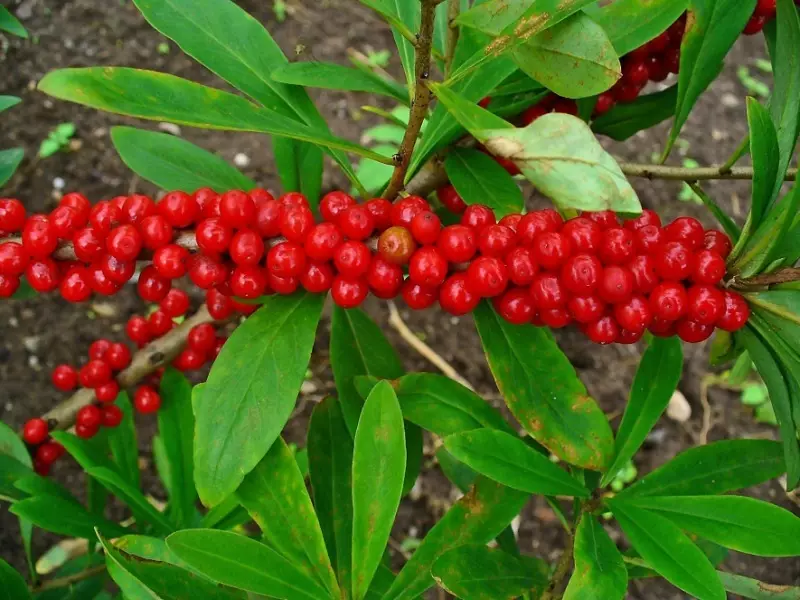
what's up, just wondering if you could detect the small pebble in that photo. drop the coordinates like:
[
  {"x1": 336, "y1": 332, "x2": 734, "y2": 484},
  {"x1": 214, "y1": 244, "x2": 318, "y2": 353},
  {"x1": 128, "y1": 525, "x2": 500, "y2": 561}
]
[
  {"x1": 234, "y1": 153, "x2": 250, "y2": 168},
  {"x1": 666, "y1": 390, "x2": 692, "y2": 423}
]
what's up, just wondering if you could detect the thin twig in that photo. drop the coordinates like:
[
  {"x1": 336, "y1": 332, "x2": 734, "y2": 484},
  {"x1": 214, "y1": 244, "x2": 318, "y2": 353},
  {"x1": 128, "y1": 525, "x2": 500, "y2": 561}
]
[
  {"x1": 31, "y1": 564, "x2": 106, "y2": 593},
  {"x1": 730, "y1": 267, "x2": 800, "y2": 289},
  {"x1": 720, "y1": 135, "x2": 750, "y2": 173},
  {"x1": 445, "y1": 0, "x2": 460, "y2": 75},
  {"x1": 620, "y1": 163, "x2": 797, "y2": 182},
  {"x1": 386, "y1": 301, "x2": 474, "y2": 391},
  {"x1": 383, "y1": 0, "x2": 443, "y2": 199},
  {"x1": 698, "y1": 377, "x2": 712, "y2": 446}
]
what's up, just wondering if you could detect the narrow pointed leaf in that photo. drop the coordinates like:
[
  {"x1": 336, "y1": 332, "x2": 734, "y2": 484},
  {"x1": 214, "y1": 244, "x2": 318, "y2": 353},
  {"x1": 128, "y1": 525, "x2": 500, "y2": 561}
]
[
  {"x1": 0, "y1": 421, "x2": 32, "y2": 468},
  {"x1": 108, "y1": 392, "x2": 140, "y2": 489},
  {"x1": 592, "y1": 84, "x2": 678, "y2": 141},
  {"x1": 609, "y1": 500, "x2": 725, "y2": 600},
  {"x1": 0, "y1": 148, "x2": 24, "y2": 187},
  {"x1": 603, "y1": 337, "x2": 683, "y2": 486},
  {"x1": 564, "y1": 515, "x2": 627, "y2": 600},
  {"x1": 444, "y1": 429, "x2": 590, "y2": 497},
  {"x1": 0, "y1": 6, "x2": 27, "y2": 38},
  {"x1": 272, "y1": 62, "x2": 408, "y2": 103},
  {"x1": 747, "y1": 98, "x2": 781, "y2": 227},
  {"x1": 236, "y1": 438, "x2": 339, "y2": 598},
  {"x1": 592, "y1": 0, "x2": 689, "y2": 56},
  {"x1": 473, "y1": 302, "x2": 614, "y2": 470},
  {"x1": 444, "y1": 148, "x2": 524, "y2": 217},
  {"x1": 195, "y1": 293, "x2": 324, "y2": 507},
  {"x1": 50, "y1": 431, "x2": 119, "y2": 474},
  {"x1": 0, "y1": 559, "x2": 30, "y2": 600},
  {"x1": 111, "y1": 127, "x2": 255, "y2": 193},
  {"x1": 360, "y1": 0, "x2": 418, "y2": 97},
  {"x1": 351, "y1": 381, "x2": 406, "y2": 600},
  {"x1": 10, "y1": 495, "x2": 128, "y2": 540},
  {"x1": 14, "y1": 473, "x2": 76, "y2": 502},
  {"x1": 0, "y1": 96, "x2": 21, "y2": 114}
]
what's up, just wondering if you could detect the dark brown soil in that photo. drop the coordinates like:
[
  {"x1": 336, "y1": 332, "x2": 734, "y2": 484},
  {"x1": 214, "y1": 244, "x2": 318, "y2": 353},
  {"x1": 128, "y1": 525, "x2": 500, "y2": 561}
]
[{"x1": 1, "y1": 1, "x2": 798, "y2": 598}]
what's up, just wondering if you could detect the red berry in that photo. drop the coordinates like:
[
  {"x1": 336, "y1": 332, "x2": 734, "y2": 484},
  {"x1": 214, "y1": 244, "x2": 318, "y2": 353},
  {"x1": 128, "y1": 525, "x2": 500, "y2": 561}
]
[
  {"x1": 331, "y1": 276, "x2": 368, "y2": 308},
  {"x1": 334, "y1": 241, "x2": 373, "y2": 279},
  {"x1": 754, "y1": 0, "x2": 777, "y2": 17},
  {"x1": 0, "y1": 198, "x2": 26, "y2": 232},
  {"x1": 650, "y1": 282, "x2": 688, "y2": 322},
  {"x1": 583, "y1": 210, "x2": 619, "y2": 230},
  {"x1": 52, "y1": 364, "x2": 78, "y2": 391},
  {"x1": 126, "y1": 316, "x2": 151, "y2": 346},
  {"x1": 89, "y1": 201, "x2": 121, "y2": 235},
  {"x1": 401, "y1": 280, "x2": 438, "y2": 310},
  {"x1": 101, "y1": 404, "x2": 124, "y2": 427},
  {"x1": 628, "y1": 254, "x2": 660, "y2": 294},
  {"x1": 365, "y1": 198, "x2": 393, "y2": 229},
  {"x1": 212, "y1": 336, "x2": 227, "y2": 359},
  {"x1": 281, "y1": 205, "x2": 315, "y2": 243},
  {"x1": 391, "y1": 196, "x2": 430, "y2": 228},
  {"x1": 585, "y1": 316, "x2": 620, "y2": 344},
  {"x1": 437, "y1": 225, "x2": 476, "y2": 263},
  {"x1": 518, "y1": 210, "x2": 563, "y2": 245},
  {"x1": 367, "y1": 257, "x2": 404, "y2": 299},
  {"x1": 77, "y1": 405, "x2": 103, "y2": 430},
  {"x1": 624, "y1": 209, "x2": 661, "y2": 231},
  {"x1": 0, "y1": 274, "x2": 19, "y2": 297},
  {"x1": 267, "y1": 242, "x2": 307, "y2": 278},
  {"x1": 26, "y1": 258, "x2": 61, "y2": 292},
  {"x1": 305, "y1": 223, "x2": 344, "y2": 262},
  {"x1": 229, "y1": 265, "x2": 267, "y2": 299},
  {"x1": 597, "y1": 265, "x2": 634, "y2": 304},
  {"x1": 147, "y1": 309, "x2": 174, "y2": 338},
  {"x1": 655, "y1": 241, "x2": 694, "y2": 280},
  {"x1": 703, "y1": 230, "x2": 732, "y2": 258},
  {"x1": 439, "y1": 273, "x2": 479, "y2": 316},
  {"x1": 229, "y1": 229, "x2": 265, "y2": 266},
  {"x1": 477, "y1": 224, "x2": 516, "y2": 258},
  {"x1": 743, "y1": 15, "x2": 766, "y2": 35},
  {"x1": 687, "y1": 284, "x2": 725, "y2": 325},
  {"x1": 0, "y1": 242, "x2": 27, "y2": 275},
  {"x1": 106, "y1": 225, "x2": 143, "y2": 262},
  {"x1": 254, "y1": 199, "x2": 282, "y2": 238},
  {"x1": 173, "y1": 348, "x2": 206, "y2": 371},
  {"x1": 553, "y1": 99, "x2": 578, "y2": 115},
  {"x1": 562, "y1": 254, "x2": 603, "y2": 296},
  {"x1": 717, "y1": 291, "x2": 750, "y2": 332},
  {"x1": 34, "y1": 460, "x2": 51, "y2": 476},
  {"x1": 677, "y1": 319, "x2": 715, "y2": 343},
  {"x1": 410, "y1": 211, "x2": 442, "y2": 246},
  {"x1": 540, "y1": 307, "x2": 572, "y2": 329},
  {"x1": 36, "y1": 441, "x2": 64, "y2": 464},
  {"x1": 493, "y1": 288, "x2": 534, "y2": 324},
  {"x1": 89, "y1": 339, "x2": 111, "y2": 361},
  {"x1": 23, "y1": 216, "x2": 59, "y2": 258},
  {"x1": 75, "y1": 422, "x2": 99, "y2": 439},
  {"x1": 530, "y1": 273, "x2": 567, "y2": 309},
  {"x1": 199, "y1": 189, "x2": 222, "y2": 218},
  {"x1": 649, "y1": 317, "x2": 678, "y2": 338},
  {"x1": 136, "y1": 265, "x2": 171, "y2": 303},
  {"x1": 206, "y1": 288, "x2": 234, "y2": 320},
  {"x1": 134, "y1": 386, "x2": 161, "y2": 414},
  {"x1": 87, "y1": 263, "x2": 120, "y2": 296},
  {"x1": 196, "y1": 218, "x2": 233, "y2": 254},
  {"x1": 278, "y1": 192, "x2": 310, "y2": 210},
  {"x1": 614, "y1": 295, "x2": 652, "y2": 333},
  {"x1": 504, "y1": 247, "x2": 539, "y2": 286},
  {"x1": 466, "y1": 256, "x2": 508, "y2": 298},
  {"x1": 408, "y1": 247, "x2": 448, "y2": 288},
  {"x1": 665, "y1": 216, "x2": 704, "y2": 250},
  {"x1": 79, "y1": 359, "x2": 112, "y2": 388},
  {"x1": 139, "y1": 215, "x2": 173, "y2": 250},
  {"x1": 49, "y1": 205, "x2": 81, "y2": 239},
  {"x1": 593, "y1": 92, "x2": 616, "y2": 116},
  {"x1": 562, "y1": 217, "x2": 602, "y2": 253},
  {"x1": 438, "y1": 185, "x2": 467, "y2": 214},
  {"x1": 153, "y1": 244, "x2": 190, "y2": 279},
  {"x1": 72, "y1": 227, "x2": 105, "y2": 263},
  {"x1": 692, "y1": 249, "x2": 726, "y2": 284},
  {"x1": 521, "y1": 104, "x2": 549, "y2": 125},
  {"x1": 320, "y1": 191, "x2": 356, "y2": 222},
  {"x1": 498, "y1": 214, "x2": 520, "y2": 230},
  {"x1": 160, "y1": 289, "x2": 190, "y2": 318},
  {"x1": 568, "y1": 295, "x2": 606, "y2": 324},
  {"x1": 532, "y1": 231, "x2": 573, "y2": 270},
  {"x1": 23, "y1": 418, "x2": 49, "y2": 445},
  {"x1": 220, "y1": 190, "x2": 256, "y2": 229},
  {"x1": 100, "y1": 254, "x2": 135, "y2": 285},
  {"x1": 378, "y1": 226, "x2": 417, "y2": 265},
  {"x1": 647, "y1": 55, "x2": 670, "y2": 82},
  {"x1": 461, "y1": 204, "x2": 496, "y2": 231},
  {"x1": 158, "y1": 191, "x2": 199, "y2": 228},
  {"x1": 268, "y1": 273, "x2": 299, "y2": 295},
  {"x1": 634, "y1": 225, "x2": 664, "y2": 255},
  {"x1": 339, "y1": 205, "x2": 375, "y2": 241},
  {"x1": 646, "y1": 31, "x2": 671, "y2": 54},
  {"x1": 59, "y1": 193, "x2": 90, "y2": 223},
  {"x1": 628, "y1": 44, "x2": 650, "y2": 61},
  {"x1": 664, "y1": 47, "x2": 681, "y2": 74},
  {"x1": 301, "y1": 261, "x2": 334, "y2": 293},
  {"x1": 599, "y1": 228, "x2": 636, "y2": 265},
  {"x1": 121, "y1": 194, "x2": 156, "y2": 225},
  {"x1": 60, "y1": 267, "x2": 92, "y2": 303},
  {"x1": 622, "y1": 59, "x2": 650, "y2": 86},
  {"x1": 613, "y1": 82, "x2": 644, "y2": 103},
  {"x1": 618, "y1": 328, "x2": 645, "y2": 345},
  {"x1": 106, "y1": 343, "x2": 131, "y2": 371}
]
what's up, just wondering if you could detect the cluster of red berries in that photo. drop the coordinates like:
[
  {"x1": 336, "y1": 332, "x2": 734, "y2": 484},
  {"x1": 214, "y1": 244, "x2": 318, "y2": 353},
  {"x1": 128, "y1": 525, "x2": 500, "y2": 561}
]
[{"x1": 435, "y1": 186, "x2": 749, "y2": 344}]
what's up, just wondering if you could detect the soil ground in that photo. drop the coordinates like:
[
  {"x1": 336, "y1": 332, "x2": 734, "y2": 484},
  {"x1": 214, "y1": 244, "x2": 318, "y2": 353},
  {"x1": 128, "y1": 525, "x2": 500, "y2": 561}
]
[{"x1": 1, "y1": 1, "x2": 798, "y2": 598}]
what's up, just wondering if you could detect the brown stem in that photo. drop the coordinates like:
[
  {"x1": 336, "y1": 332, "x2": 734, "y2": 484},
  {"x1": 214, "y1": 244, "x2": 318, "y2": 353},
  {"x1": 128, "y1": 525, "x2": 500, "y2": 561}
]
[
  {"x1": 620, "y1": 163, "x2": 797, "y2": 182},
  {"x1": 31, "y1": 564, "x2": 106, "y2": 593},
  {"x1": 445, "y1": 0, "x2": 460, "y2": 75},
  {"x1": 730, "y1": 267, "x2": 800, "y2": 290},
  {"x1": 540, "y1": 537, "x2": 574, "y2": 600},
  {"x1": 382, "y1": 0, "x2": 443, "y2": 200}
]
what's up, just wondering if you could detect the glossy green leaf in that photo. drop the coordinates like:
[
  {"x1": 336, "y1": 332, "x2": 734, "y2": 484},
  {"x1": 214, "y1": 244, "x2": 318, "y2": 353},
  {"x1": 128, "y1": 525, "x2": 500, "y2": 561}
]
[
  {"x1": 236, "y1": 437, "x2": 339, "y2": 598},
  {"x1": 0, "y1": 96, "x2": 21, "y2": 114},
  {"x1": 564, "y1": 515, "x2": 627, "y2": 600},
  {"x1": 0, "y1": 6, "x2": 27, "y2": 38},
  {"x1": 617, "y1": 439, "x2": 785, "y2": 498},
  {"x1": 14, "y1": 474, "x2": 76, "y2": 503},
  {"x1": 0, "y1": 421, "x2": 32, "y2": 468},
  {"x1": 663, "y1": 0, "x2": 758, "y2": 159},
  {"x1": 445, "y1": 429, "x2": 590, "y2": 497},
  {"x1": 108, "y1": 392, "x2": 140, "y2": 490},
  {"x1": 747, "y1": 98, "x2": 781, "y2": 227},
  {"x1": 307, "y1": 397, "x2": 354, "y2": 595},
  {"x1": 0, "y1": 148, "x2": 24, "y2": 188},
  {"x1": 157, "y1": 369, "x2": 195, "y2": 528},
  {"x1": 455, "y1": 0, "x2": 529, "y2": 35},
  {"x1": 116, "y1": 535, "x2": 191, "y2": 568},
  {"x1": 50, "y1": 431, "x2": 118, "y2": 474},
  {"x1": 444, "y1": 148, "x2": 524, "y2": 218},
  {"x1": 0, "y1": 558, "x2": 30, "y2": 600},
  {"x1": 592, "y1": 0, "x2": 689, "y2": 56},
  {"x1": 351, "y1": 381, "x2": 405, "y2": 600},
  {"x1": 111, "y1": 127, "x2": 255, "y2": 193},
  {"x1": 360, "y1": 0, "x2": 418, "y2": 97},
  {"x1": 167, "y1": 529, "x2": 325, "y2": 600},
  {"x1": 10, "y1": 496, "x2": 127, "y2": 540},
  {"x1": 0, "y1": 454, "x2": 30, "y2": 502},
  {"x1": 513, "y1": 13, "x2": 621, "y2": 99},
  {"x1": 609, "y1": 500, "x2": 725, "y2": 600},
  {"x1": 592, "y1": 85, "x2": 678, "y2": 141},
  {"x1": 383, "y1": 477, "x2": 528, "y2": 600},
  {"x1": 473, "y1": 302, "x2": 614, "y2": 470},
  {"x1": 273, "y1": 137, "x2": 324, "y2": 204},
  {"x1": 272, "y1": 62, "x2": 408, "y2": 104},
  {"x1": 38, "y1": 68, "x2": 388, "y2": 165},
  {"x1": 99, "y1": 532, "x2": 245, "y2": 600},
  {"x1": 432, "y1": 544, "x2": 546, "y2": 599},
  {"x1": 428, "y1": 82, "x2": 514, "y2": 138},
  {"x1": 622, "y1": 495, "x2": 800, "y2": 557},
  {"x1": 602, "y1": 337, "x2": 683, "y2": 486},
  {"x1": 195, "y1": 293, "x2": 324, "y2": 507},
  {"x1": 199, "y1": 495, "x2": 240, "y2": 529},
  {"x1": 481, "y1": 115, "x2": 641, "y2": 213}
]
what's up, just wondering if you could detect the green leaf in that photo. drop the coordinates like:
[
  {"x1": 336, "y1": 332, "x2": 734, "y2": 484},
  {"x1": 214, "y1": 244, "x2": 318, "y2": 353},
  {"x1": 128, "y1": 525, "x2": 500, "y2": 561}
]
[
  {"x1": 564, "y1": 515, "x2": 627, "y2": 600},
  {"x1": 236, "y1": 437, "x2": 339, "y2": 598},
  {"x1": 273, "y1": 137, "x2": 325, "y2": 204},
  {"x1": 592, "y1": 85, "x2": 678, "y2": 141},
  {"x1": 107, "y1": 392, "x2": 140, "y2": 490},
  {"x1": 663, "y1": 0, "x2": 758, "y2": 159},
  {"x1": 0, "y1": 421, "x2": 32, "y2": 468},
  {"x1": 609, "y1": 500, "x2": 725, "y2": 600},
  {"x1": 444, "y1": 429, "x2": 590, "y2": 497},
  {"x1": 34, "y1": 555, "x2": 107, "y2": 600},
  {"x1": 432, "y1": 544, "x2": 547, "y2": 599},
  {"x1": 444, "y1": 148, "x2": 524, "y2": 218},
  {"x1": 14, "y1": 473, "x2": 76, "y2": 503},
  {"x1": 473, "y1": 302, "x2": 614, "y2": 470},
  {"x1": 602, "y1": 337, "x2": 683, "y2": 486},
  {"x1": 592, "y1": 0, "x2": 689, "y2": 56},
  {"x1": 157, "y1": 369, "x2": 196, "y2": 528},
  {"x1": 111, "y1": 127, "x2": 255, "y2": 193},
  {"x1": 747, "y1": 98, "x2": 781, "y2": 228},
  {"x1": 456, "y1": 0, "x2": 529, "y2": 35},
  {"x1": 0, "y1": 558, "x2": 30, "y2": 600},
  {"x1": 481, "y1": 115, "x2": 641, "y2": 213},
  {"x1": 0, "y1": 96, "x2": 22, "y2": 114},
  {"x1": 99, "y1": 532, "x2": 245, "y2": 600},
  {"x1": 617, "y1": 439, "x2": 785, "y2": 498},
  {"x1": 272, "y1": 62, "x2": 408, "y2": 104},
  {"x1": 0, "y1": 6, "x2": 27, "y2": 38},
  {"x1": 384, "y1": 477, "x2": 528, "y2": 600},
  {"x1": 0, "y1": 454, "x2": 30, "y2": 502},
  {"x1": 429, "y1": 83, "x2": 514, "y2": 136},
  {"x1": 50, "y1": 431, "x2": 119, "y2": 474},
  {"x1": 10, "y1": 495, "x2": 128, "y2": 539},
  {"x1": 351, "y1": 381, "x2": 406, "y2": 600},
  {"x1": 0, "y1": 148, "x2": 24, "y2": 188},
  {"x1": 307, "y1": 397, "x2": 354, "y2": 595},
  {"x1": 621, "y1": 495, "x2": 800, "y2": 557},
  {"x1": 195, "y1": 293, "x2": 324, "y2": 507},
  {"x1": 116, "y1": 535, "x2": 191, "y2": 568},
  {"x1": 512, "y1": 13, "x2": 621, "y2": 99},
  {"x1": 167, "y1": 529, "x2": 326, "y2": 600},
  {"x1": 38, "y1": 68, "x2": 389, "y2": 165},
  {"x1": 360, "y1": 0, "x2": 418, "y2": 98}
]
